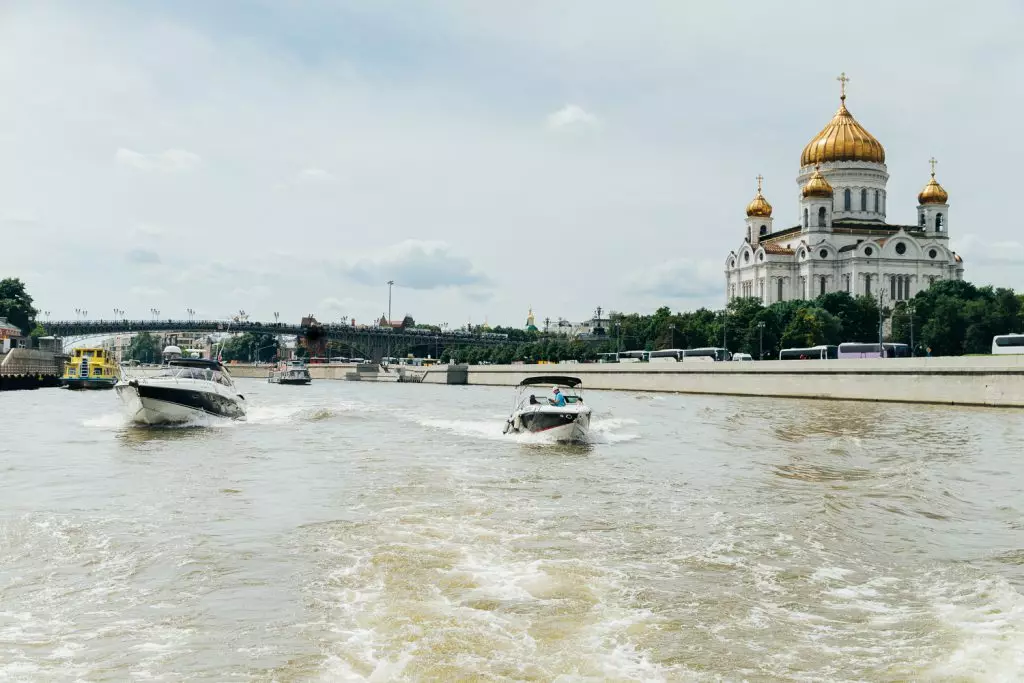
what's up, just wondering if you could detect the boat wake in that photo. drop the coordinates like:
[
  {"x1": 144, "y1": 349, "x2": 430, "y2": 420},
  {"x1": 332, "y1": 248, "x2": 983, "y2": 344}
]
[{"x1": 418, "y1": 416, "x2": 640, "y2": 446}]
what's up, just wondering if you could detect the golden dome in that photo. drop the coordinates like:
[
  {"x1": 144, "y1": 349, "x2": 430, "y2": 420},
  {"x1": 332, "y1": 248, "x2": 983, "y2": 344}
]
[
  {"x1": 800, "y1": 88, "x2": 885, "y2": 166},
  {"x1": 918, "y1": 158, "x2": 948, "y2": 204},
  {"x1": 745, "y1": 175, "x2": 772, "y2": 217},
  {"x1": 802, "y1": 166, "x2": 833, "y2": 198}
]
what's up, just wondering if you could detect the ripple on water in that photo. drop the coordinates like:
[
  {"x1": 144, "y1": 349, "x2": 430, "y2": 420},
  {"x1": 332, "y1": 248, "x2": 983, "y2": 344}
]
[{"x1": 3, "y1": 382, "x2": 1024, "y2": 680}]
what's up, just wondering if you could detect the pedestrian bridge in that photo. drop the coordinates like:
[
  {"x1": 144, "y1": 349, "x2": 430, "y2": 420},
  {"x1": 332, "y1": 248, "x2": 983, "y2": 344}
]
[{"x1": 40, "y1": 319, "x2": 509, "y2": 362}]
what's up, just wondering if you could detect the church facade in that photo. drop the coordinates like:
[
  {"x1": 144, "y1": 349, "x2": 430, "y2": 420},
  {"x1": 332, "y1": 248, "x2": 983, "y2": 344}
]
[{"x1": 725, "y1": 74, "x2": 963, "y2": 305}]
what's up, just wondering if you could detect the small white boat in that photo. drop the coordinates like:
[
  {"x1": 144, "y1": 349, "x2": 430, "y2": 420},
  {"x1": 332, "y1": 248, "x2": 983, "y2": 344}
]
[
  {"x1": 116, "y1": 357, "x2": 246, "y2": 425},
  {"x1": 504, "y1": 375, "x2": 591, "y2": 442}
]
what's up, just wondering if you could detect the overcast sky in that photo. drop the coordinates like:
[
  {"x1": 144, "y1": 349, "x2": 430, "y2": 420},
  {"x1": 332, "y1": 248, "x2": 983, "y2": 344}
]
[{"x1": 2, "y1": 1, "x2": 1022, "y2": 328}]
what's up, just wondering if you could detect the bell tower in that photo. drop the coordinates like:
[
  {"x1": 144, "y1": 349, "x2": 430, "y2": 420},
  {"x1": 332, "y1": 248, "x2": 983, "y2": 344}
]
[
  {"x1": 744, "y1": 175, "x2": 773, "y2": 246},
  {"x1": 917, "y1": 157, "x2": 949, "y2": 237}
]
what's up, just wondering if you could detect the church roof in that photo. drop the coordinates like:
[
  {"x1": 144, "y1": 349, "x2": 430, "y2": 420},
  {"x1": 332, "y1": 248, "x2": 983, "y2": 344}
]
[
  {"x1": 762, "y1": 243, "x2": 795, "y2": 255},
  {"x1": 800, "y1": 75, "x2": 885, "y2": 166}
]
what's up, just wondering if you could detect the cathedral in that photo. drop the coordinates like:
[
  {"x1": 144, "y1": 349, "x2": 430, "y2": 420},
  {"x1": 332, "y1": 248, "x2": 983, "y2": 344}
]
[{"x1": 725, "y1": 74, "x2": 963, "y2": 305}]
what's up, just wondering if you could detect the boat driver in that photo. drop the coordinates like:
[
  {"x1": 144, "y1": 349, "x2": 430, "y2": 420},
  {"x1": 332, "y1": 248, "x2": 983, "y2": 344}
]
[{"x1": 551, "y1": 386, "x2": 566, "y2": 407}]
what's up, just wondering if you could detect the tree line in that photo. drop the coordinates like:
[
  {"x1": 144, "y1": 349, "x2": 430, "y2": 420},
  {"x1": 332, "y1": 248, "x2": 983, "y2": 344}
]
[{"x1": 444, "y1": 280, "x2": 1024, "y2": 363}]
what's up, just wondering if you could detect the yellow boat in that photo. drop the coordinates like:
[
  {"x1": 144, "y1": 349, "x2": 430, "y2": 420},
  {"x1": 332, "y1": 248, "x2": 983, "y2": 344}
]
[{"x1": 63, "y1": 347, "x2": 119, "y2": 390}]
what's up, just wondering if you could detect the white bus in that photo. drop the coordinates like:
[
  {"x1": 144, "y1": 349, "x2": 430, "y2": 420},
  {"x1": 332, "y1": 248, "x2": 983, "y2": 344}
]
[{"x1": 992, "y1": 334, "x2": 1024, "y2": 355}]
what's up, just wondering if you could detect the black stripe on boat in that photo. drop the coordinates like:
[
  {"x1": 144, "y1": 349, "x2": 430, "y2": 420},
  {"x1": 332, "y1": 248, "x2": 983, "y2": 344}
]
[
  {"x1": 519, "y1": 412, "x2": 578, "y2": 433},
  {"x1": 134, "y1": 384, "x2": 245, "y2": 419}
]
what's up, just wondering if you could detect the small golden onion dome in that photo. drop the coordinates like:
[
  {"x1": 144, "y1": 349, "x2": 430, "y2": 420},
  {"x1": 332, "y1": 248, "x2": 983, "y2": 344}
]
[
  {"x1": 918, "y1": 172, "x2": 948, "y2": 205},
  {"x1": 800, "y1": 96, "x2": 885, "y2": 166},
  {"x1": 745, "y1": 175, "x2": 772, "y2": 217},
  {"x1": 802, "y1": 166, "x2": 833, "y2": 198}
]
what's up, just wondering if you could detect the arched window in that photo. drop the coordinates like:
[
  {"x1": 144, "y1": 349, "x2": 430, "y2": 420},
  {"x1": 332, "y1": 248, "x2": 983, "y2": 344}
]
[
  {"x1": 844, "y1": 188, "x2": 851, "y2": 211},
  {"x1": 874, "y1": 190, "x2": 879, "y2": 212},
  {"x1": 803, "y1": 208, "x2": 809, "y2": 228},
  {"x1": 890, "y1": 276, "x2": 896, "y2": 300},
  {"x1": 919, "y1": 212, "x2": 925, "y2": 226},
  {"x1": 861, "y1": 189, "x2": 867, "y2": 211},
  {"x1": 777, "y1": 278, "x2": 784, "y2": 302},
  {"x1": 759, "y1": 225, "x2": 768, "y2": 236},
  {"x1": 818, "y1": 207, "x2": 826, "y2": 227},
  {"x1": 865, "y1": 275, "x2": 872, "y2": 296},
  {"x1": 820, "y1": 276, "x2": 826, "y2": 297},
  {"x1": 936, "y1": 213, "x2": 944, "y2": 232}
]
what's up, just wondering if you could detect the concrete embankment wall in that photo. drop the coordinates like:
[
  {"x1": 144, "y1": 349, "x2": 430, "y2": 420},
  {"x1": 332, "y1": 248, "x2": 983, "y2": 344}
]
[
  {"x1": 226, "y1": 363, "x2": 393, "y2": 381},
  {"x1": 0, "y1": 349, "x2": 64, "y2": 391},
  {"x1": 416, "y1": 357, "x2": 1024, "y2": 408}
]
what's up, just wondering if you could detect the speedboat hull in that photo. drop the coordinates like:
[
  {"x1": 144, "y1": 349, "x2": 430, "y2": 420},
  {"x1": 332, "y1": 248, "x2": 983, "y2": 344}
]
[
  {"x1": 116, "y1": 381, "x2": 245, "y2": 425},
  {"x1": 506, "y1": 405, "x2": 591, "y2": 442}
]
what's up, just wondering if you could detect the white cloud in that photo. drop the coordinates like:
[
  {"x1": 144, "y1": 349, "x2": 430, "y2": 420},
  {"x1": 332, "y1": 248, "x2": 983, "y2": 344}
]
[
  {"x1": 545, "y1": 104, "x2": 600, "y2": 132},
  {"x1": 340, "y1": 240, "x2": 489, "y2": 291},
  {"x1": 115, "y1": 147, "x2": 202, "y2": 172},
  {"x1": 129, "y1": 286, "x2": 166, "y2": 298},
  {"x1": 954, "y1": 235, "x2": 1024, "y2": 265},
  {"x1": 294, "y1": 168, "x2": 337, "y2": 184},
  {"x1": 132, "y1": 223, "x2": 164, "y2": 238},
  {"x1": 125, "y1": 248, "x2": 161, "y2": 265},
  {"x1": 625, "y1": 258, "x2": 723, "y2": 301}
]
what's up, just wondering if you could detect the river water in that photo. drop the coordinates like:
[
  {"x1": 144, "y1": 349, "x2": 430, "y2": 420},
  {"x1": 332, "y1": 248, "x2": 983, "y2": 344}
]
[{"x1": 2, "y1": 380, "x2": 1023, "y2": 681}]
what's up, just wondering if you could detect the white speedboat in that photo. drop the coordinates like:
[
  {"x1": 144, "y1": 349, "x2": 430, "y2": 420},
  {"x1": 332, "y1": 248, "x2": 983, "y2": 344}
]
[
  {"x1": 115, "y1": 358, "x2": 247, "y2": 425},
  {"x1": 503, "y1": 375, "x2": 591, "y2": 442}
]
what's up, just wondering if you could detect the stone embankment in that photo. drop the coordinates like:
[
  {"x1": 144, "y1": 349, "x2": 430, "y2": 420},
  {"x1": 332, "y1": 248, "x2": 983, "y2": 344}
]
[
  {"x1": 417, "y1": 356, "x2": 1024, "y2": 408},
  {"x1": 0, "y1": 349, "x2": 64, "y2": 391},
  {"x1": 224, "y1": 356, "x2": 1024, "y2": 408}
]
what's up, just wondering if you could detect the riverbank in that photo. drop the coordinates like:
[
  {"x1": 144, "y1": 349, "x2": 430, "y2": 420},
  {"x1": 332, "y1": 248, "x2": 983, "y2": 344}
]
[
  {"x1": 415, "y1": 356, "x2": 1024, "y2": 408},
  {"x1": 0, "y1": 348, "x2": 64, "y2": 391},
  {"x1": 220, "y1": 357, "x2": 1024, "y2": 407}
]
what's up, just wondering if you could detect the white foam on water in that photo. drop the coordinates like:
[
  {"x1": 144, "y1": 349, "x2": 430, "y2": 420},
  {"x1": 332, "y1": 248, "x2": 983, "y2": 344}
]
[
  {"x1": 82, "y1": 413, "x2": 126, "y2": 429},
  {"x1": 923, "y1": 574, "x2": 1024, "y2": 679}
]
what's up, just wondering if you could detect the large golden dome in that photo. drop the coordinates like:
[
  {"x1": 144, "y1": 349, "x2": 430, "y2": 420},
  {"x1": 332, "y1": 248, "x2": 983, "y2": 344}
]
[
  {"x1": 745, "y1": 175, "x2": 772, "y2": 217},
  {"x1": 802, "y1": 166, "x2": 833, "y2": 198},
  {"x1": 800, "y1": 94, "x2": 885, "y2": 166},
  {"x1": 918, "y1": 158, "x2": 948, "y2": 204}
]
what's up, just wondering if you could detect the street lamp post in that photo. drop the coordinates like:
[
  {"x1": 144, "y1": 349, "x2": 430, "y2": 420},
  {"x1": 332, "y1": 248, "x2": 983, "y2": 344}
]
[
  {"x1": 722, "y1": 311, "x2": 728, "y2": 350},
  {"x1": 668, "y1": 324, "x2": 676, "y2": 349},
  {"x1": 757, "y1": 321, "x2": 765, "y2": 360},
  {"x1": 907, "y1": 303, "x2": 916, "y2": 356}
]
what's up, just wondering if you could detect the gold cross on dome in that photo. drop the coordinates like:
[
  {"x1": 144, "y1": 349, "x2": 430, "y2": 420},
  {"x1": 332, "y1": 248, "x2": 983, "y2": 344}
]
[
  {"x1": 837, "y1": 72, "x2": 850, "y2": 100},
  {"x1": 929, "y1": 157, "x2": 938, "y2": 176},
  {"x1": 756, "y1": 174, "x2": 764, "y2": 192}
]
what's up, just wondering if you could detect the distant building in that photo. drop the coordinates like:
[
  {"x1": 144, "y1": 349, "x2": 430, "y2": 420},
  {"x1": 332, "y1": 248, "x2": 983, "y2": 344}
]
[
  {"x1": 726, "y1": 74, "x2": 963, "y2": 304},
  {"x1": 525, "y1": 308, "x2": 538, "y2": 332},
  {"x1": 0, "y1": 317, "x2": 21, "y2": 340}
]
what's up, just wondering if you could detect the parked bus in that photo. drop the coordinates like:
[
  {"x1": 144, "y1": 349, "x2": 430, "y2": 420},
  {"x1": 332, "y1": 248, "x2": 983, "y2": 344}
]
[
  {"x1": 837, "y1": 343, "x2": 910, "y2": 359},
  {"x1": 649, "y1": 349, "x2": 685, "y2": 362},
  {"x1": 596, "y1": 352, "x2": 620, "y2": 363},
  {"x1": 682, "y1": 347, "x2": 731, "y2": 362},
  {"x1": 992, "y1": 334, "x2": 1024, "y2": 355},
  {"x1": 618, "y1": 350, "x2": 650, "y2": 362},
  {"x1": 779, "y1": 345, "x2": 838, "y2": 360}
]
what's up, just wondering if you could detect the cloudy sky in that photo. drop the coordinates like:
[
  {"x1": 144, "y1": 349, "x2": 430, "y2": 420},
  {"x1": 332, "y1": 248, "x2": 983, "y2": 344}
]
[{"x1": 2, "y1": 1, "x2": 1022, "y2": 328}]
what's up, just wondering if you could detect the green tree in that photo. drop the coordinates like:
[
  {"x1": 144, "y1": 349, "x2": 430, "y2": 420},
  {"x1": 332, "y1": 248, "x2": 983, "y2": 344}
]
[
  {"x1": 219, "y1": 332, "x2": 279, "y2": 362},
  {"x1": 0, "y1": 278, "x2": 38, "y2": 335},
  {"x1": 780, "y1": 307, "x2": 840, "y2": 349},
  {"x1": 125, "y1": 331, "x2": 163, "y2": 363}
]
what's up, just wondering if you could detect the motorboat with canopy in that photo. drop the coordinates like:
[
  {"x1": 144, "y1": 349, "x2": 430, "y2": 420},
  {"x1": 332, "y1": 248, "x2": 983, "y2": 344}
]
[{"x1": 503, "y1": 375, "x2": 591, "y2": 442}]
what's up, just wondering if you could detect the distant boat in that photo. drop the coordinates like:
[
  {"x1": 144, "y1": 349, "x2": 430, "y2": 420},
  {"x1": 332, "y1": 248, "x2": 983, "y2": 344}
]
[
  {"x1": 268, "y1": 360, "x2": 312, "y2": 385},
  {"x1": 63, "y1": 347, "x2": 118, "y2": 390}
]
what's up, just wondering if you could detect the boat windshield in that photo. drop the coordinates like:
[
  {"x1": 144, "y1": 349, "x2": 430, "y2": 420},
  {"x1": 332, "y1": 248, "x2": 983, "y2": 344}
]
[{"x1": 153, "y1": 366, "x2": 233, "y2": 386}]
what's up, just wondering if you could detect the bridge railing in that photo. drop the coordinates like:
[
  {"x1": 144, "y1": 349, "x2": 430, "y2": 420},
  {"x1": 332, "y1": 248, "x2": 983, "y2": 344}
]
[{"x1": 41, "y1": 320, "x2": 513, "y2": 345}]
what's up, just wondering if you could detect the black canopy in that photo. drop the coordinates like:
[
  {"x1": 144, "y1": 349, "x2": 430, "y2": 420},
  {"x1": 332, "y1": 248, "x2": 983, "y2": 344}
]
[
  {"x1": 169, "y1": 358, "x2": 222, "y2": 370},
  {"x1": 517, "y1": 375, "x2": 582, "y2": 388}
]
